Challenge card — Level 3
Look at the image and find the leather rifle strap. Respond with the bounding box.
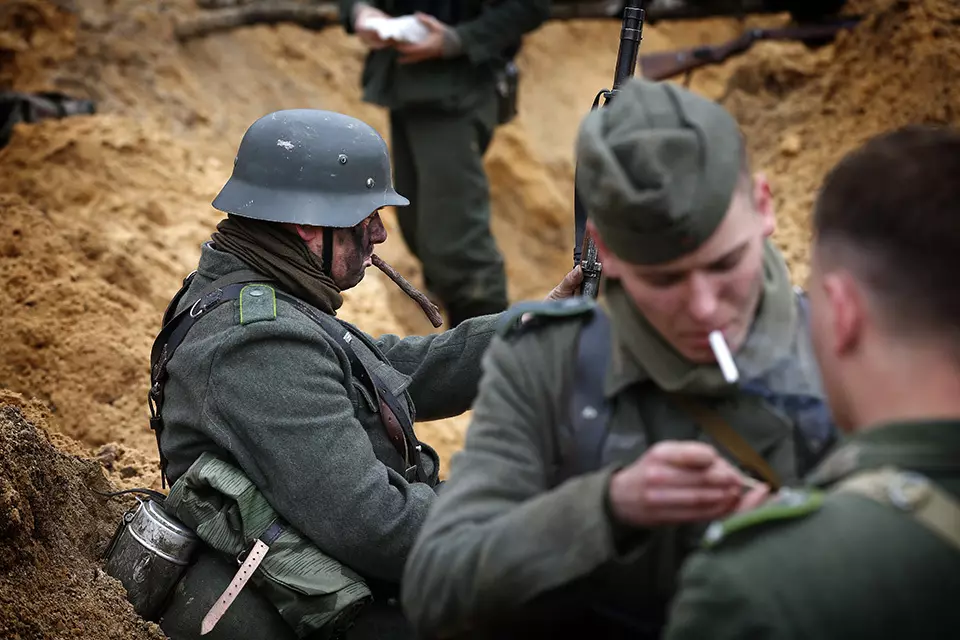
[378,397,409,467]
[670,395,783,491]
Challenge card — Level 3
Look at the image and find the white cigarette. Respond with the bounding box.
[709,330,739,384]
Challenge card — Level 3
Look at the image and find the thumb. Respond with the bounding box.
[414,11,443,30]
[735,483,772,513]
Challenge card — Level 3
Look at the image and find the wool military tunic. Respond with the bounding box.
[664,420,960,640]
[400,245,839,639]
[159,244,499,587]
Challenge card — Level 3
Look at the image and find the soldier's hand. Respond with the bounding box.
[735,481,773,513]
[607,441,745,528]
[396,13,457,64]
[543,265,583,302]
[354,5,392,50]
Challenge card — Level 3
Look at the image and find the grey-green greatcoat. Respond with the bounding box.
[156,243,499,635]
[339,0,551,324]
[400,253,838,639]
[664,421,960,640]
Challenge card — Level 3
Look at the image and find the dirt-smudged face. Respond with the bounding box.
[296,211,388,290]
[594,174,776,364]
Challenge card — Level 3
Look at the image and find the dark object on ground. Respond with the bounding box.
[175,1,338,41]
[549,0,848,22]
[640,16,861,82]
[0,91,96,150]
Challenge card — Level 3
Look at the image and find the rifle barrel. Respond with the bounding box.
[576,0,646,299]
[611,3,645,92]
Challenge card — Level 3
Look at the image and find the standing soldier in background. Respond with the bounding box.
[401,78,839,639]
[663,125,960,640]
[339,0,551,326]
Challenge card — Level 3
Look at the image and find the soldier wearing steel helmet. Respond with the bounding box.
[147,108,580,640]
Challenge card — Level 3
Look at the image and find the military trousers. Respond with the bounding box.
[389,92,508,326]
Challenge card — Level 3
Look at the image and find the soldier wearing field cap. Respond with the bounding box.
[400,78,840,639]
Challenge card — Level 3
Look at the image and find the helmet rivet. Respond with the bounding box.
[366,178,375,189]
[338,154,348,165]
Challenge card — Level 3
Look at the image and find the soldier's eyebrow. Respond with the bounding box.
[642,240,751,279]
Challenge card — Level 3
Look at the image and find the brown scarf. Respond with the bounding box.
[210,215,343,315]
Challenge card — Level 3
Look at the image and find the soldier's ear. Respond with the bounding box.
[293,224,322,243]
[753,172,776,238]
[824,270,864,357]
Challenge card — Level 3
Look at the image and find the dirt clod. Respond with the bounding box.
[0,397,165,639]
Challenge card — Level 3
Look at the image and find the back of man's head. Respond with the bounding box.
[813,125,960,347]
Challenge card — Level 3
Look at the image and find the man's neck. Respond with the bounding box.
[851,341,960,432]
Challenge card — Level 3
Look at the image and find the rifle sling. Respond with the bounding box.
[555,307,782,492]
[669,395,783,491]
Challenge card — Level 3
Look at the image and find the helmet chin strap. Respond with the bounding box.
[322,227,334,278]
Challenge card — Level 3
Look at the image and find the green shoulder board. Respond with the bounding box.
[239,284,277,325]
[701,487,825,548]
[495,296,597,339]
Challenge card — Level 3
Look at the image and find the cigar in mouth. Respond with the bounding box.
[371,254,444,328]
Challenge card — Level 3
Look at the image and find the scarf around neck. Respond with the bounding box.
[210,215,343,315]
[604,239,797,397]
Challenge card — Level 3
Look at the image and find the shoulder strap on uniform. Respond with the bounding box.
[835,466,960,553]
[553,306,614,486]
[701,487,825,548]
[669,395,784,491]
[149,272,274,487]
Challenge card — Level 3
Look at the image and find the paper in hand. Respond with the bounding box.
[356,14,429,43]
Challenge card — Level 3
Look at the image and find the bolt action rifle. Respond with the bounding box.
[574,0,646,299]
[640,16,860,82]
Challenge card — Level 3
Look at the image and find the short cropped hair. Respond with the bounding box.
[813,125,960,338]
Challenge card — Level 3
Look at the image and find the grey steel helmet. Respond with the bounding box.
[212,109,409,227]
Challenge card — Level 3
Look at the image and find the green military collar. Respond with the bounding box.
[602,239,796,398]
[807,420,960,488]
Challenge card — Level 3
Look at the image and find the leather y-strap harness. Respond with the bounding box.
[148,270,427,489]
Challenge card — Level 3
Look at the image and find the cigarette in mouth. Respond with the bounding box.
[709,330,739,384]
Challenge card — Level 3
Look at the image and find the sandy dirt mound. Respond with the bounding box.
[0,391,165,639]
[719,0,960,282]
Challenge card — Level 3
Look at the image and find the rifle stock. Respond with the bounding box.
[640,18,859,82]
[575,0,646,299]
[640,30,757,81]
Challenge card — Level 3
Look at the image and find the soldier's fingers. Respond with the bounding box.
[641,463,732,488]
[702,457,752,487]
[734,483,772,513]
[644,486,740,508]
[647,502,738,524]
[648,441,721,470]
[564,265,583,287]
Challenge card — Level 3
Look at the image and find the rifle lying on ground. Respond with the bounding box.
[0,92,96,151]
[640,16,860,82]
[574,0,646,299]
